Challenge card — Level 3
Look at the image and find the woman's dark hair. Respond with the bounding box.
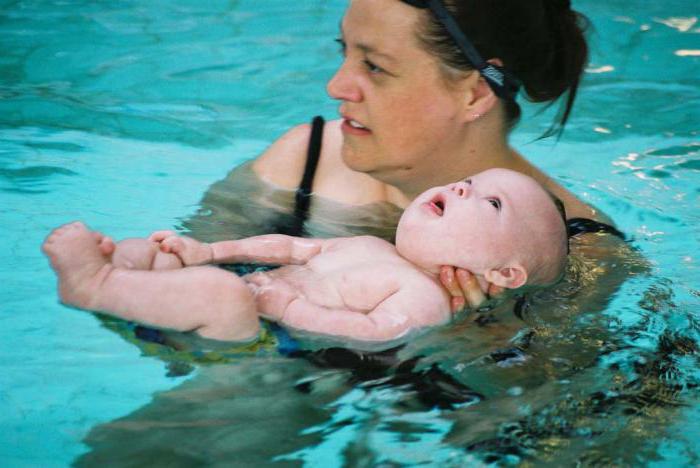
[412,0,590,138]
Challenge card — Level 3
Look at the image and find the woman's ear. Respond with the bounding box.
[484,265,528,289]
[460,59,502,123]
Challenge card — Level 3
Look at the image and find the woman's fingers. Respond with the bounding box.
[456,269,487,308]
[487,284,505,299]
[451,296,466,314]
[440,266,465,313]
[148,230,176,242]
[440,266,496,311]
[440,266,462,296]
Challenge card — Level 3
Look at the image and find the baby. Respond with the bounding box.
[42,169,568,343]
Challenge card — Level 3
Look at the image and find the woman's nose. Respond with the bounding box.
[326,61,362,102]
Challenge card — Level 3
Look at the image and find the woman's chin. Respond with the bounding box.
[341,146,373,173]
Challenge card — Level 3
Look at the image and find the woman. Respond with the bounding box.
[77,3,645,462]
[188,0,627,311]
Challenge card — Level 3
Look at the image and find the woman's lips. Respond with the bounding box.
[341,118,371,136]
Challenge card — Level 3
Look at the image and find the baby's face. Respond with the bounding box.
[396,168,565,281]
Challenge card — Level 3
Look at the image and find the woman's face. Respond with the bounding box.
[327,0,468,192]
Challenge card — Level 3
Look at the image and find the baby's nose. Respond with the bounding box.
[450,180,471,198]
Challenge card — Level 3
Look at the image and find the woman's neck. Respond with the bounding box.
[386,117,518,208]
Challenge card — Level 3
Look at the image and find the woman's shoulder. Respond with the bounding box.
[253,119,389,205]
[252,121,315,190]
[513,155,614,224]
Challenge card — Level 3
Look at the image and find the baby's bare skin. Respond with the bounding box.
[122,229,451,341]
[43,223,450,342]
[111,238,183,270]
[43,223,260,341]
[239,235,451,339]
[42,169,568,343]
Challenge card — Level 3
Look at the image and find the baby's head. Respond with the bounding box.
[396,168,568,289]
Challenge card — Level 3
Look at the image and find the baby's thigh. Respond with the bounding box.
[192,266,259,341]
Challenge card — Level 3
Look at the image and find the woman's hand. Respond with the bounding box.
[149,230,213,266]
[439,266,504,313]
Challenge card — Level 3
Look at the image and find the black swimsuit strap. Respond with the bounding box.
[293,116,325,227]
[566,217,625,240]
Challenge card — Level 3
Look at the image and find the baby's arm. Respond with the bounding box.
[150,231,327,266]
[273,287,449,342]
[211,234,326,265]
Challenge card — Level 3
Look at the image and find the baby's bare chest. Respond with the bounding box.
[269,246,412,311]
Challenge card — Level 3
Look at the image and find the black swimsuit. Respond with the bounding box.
[276,115,325,237]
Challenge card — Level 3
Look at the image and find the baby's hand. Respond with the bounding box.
[439,266,504,313]
[149,230,213,266]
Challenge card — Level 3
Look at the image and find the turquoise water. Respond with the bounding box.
[1,0,698,466]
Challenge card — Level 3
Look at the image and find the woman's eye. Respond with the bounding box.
[488,198,501,210]
[363,60,384,74]
[335,38,346,56]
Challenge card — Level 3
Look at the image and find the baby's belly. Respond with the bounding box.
[244,267,346,313]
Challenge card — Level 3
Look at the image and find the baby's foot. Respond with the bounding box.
[42,222,113,309]
[96,233,116,257]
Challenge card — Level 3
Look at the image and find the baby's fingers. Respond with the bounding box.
[456,269,487,308]
[148,230,177,242]
[159,236,184,253]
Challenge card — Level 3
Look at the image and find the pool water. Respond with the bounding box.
[1,0,698,466]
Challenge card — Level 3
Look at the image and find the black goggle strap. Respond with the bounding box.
[402,0,520,100]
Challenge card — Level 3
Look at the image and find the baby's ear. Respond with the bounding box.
[484,265,527,289]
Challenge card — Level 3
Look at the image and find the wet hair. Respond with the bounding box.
[410,0,590,137]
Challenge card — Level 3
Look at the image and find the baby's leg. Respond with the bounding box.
[42,222,260,341]
[103,237,183,270]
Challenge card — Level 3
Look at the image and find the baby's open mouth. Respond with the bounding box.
[428,194,445,216]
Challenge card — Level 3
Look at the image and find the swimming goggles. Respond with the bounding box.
[400,0,521,100]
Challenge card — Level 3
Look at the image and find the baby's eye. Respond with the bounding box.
[488,198,501,210]
[364,59,384,74]
[464,178,472,185]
